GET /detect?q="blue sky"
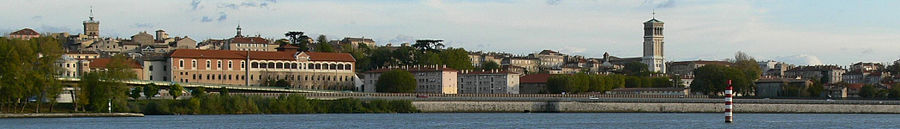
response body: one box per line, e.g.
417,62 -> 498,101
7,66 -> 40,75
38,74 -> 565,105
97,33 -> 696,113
3,0 -> 900,66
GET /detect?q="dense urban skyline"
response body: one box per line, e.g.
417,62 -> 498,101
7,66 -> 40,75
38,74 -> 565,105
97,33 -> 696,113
3,0 -> 900,66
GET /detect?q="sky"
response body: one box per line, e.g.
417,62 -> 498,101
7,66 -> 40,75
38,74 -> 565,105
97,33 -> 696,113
3,0 -> 900,66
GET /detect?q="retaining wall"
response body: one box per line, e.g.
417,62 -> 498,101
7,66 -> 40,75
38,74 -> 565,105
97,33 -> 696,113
413,101 -> 900,113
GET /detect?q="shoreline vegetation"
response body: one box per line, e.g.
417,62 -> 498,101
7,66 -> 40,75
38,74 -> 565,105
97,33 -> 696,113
130,94 -> 418,115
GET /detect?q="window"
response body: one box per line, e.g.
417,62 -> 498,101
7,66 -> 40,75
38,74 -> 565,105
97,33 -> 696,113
307,64 -> 313,69
268,62 -> 275,69
206,60 -> 211,68
276,63 -> 283,69
217,60 -> 222,69
291,63 -> 297,69
179,60 -> 184,68
149,65 -> 154,71
252,62 -> 258,68
241,61 -> 245,69
228,61 -> 233,69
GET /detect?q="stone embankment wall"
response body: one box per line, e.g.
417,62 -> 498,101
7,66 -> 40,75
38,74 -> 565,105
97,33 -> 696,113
413,101 -> 900,113
0,113 -> 144,118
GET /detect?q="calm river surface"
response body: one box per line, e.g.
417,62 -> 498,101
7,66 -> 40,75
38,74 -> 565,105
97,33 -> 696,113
3,113 -> 900,128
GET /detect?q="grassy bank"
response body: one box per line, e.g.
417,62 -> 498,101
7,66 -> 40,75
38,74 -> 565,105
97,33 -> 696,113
125,94 -> 417,115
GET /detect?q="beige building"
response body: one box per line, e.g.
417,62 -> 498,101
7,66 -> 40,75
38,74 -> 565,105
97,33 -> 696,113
530,50 -> 566,69
458,70 -> 520,94
56,52 -> 100,78
225,25 -> 278,51
363,65 -> 459,94
169,49 -> 357,90
340,37 -> 376,48
785,65 -> 846,84
755,78 -> 813,97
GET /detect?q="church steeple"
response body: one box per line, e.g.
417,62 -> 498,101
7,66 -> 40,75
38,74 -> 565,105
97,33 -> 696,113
89,6 -> 94,21
236,24 -> 243,37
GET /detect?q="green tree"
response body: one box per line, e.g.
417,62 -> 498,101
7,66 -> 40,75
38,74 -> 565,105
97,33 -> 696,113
77,54 -> 136,112
169,84 -> 184,100
417,52 -> 442,65
393,46 -> 417,65
191,87 -> 207,97
369,47 -> 396,70
887,63 -> 900,75
0,37 -> 64,113
690,64 -> 753,96
480,61 -> 500,71
129,86 -> 143,100
314,35 -> 334,52
375,70 -> 417,93
807,81 -> 825,97
438,48 -> 474,70
623,62 -> 650,76
887,84 -> 900,99
285,31 -> 310,52
412,39 -> 444,53
143,84 -> 160,100
546,75 -> 569,93
859,85 -> 878,98
650,77 -> 673,88
625,76 -> 643,88
732,51 -> 761,91
219,87 -> 230,96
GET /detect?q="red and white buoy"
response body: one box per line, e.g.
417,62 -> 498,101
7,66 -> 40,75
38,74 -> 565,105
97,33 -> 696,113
725,80 -> 733,123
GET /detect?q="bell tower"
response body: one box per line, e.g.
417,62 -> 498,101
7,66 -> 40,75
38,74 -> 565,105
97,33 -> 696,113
642,11 -> 665,73
83,6 -> 100,37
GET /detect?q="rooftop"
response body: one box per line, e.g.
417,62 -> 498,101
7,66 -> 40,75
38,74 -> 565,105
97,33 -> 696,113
10,28 -> 40,36
169,49 -> 355,62
520,73 -> 550,83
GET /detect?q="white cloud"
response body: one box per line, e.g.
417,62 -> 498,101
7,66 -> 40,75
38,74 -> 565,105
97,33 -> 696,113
771,55 -> 824,66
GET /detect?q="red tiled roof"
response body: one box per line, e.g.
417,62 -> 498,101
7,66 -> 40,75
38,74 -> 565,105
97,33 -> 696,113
231,36 -> 271,44
10,28 -> 39,35
366,66 -> 458,73
169,49 -> 355,62
306,52 -> 356,62
89,58 -> 142,69
847,84 -> 865,90
520,74 -> 550,83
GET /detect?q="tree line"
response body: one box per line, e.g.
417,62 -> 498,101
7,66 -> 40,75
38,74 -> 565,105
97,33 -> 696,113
132,94 -> 417,115
0,37 -> 65,113
689,52 -> 761,96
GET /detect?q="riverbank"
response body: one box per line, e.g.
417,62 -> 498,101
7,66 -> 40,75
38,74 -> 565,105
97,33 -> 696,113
0,113 -> 144,118
413,101 -> 900,113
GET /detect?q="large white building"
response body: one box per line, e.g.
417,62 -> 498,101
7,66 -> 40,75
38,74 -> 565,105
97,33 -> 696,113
642,17 -> 666,73
457,70 -> 520,94
363,65 -> 459,94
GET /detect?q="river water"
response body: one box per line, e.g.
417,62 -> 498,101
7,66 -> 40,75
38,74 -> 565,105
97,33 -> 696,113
3,113 -> 899,128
